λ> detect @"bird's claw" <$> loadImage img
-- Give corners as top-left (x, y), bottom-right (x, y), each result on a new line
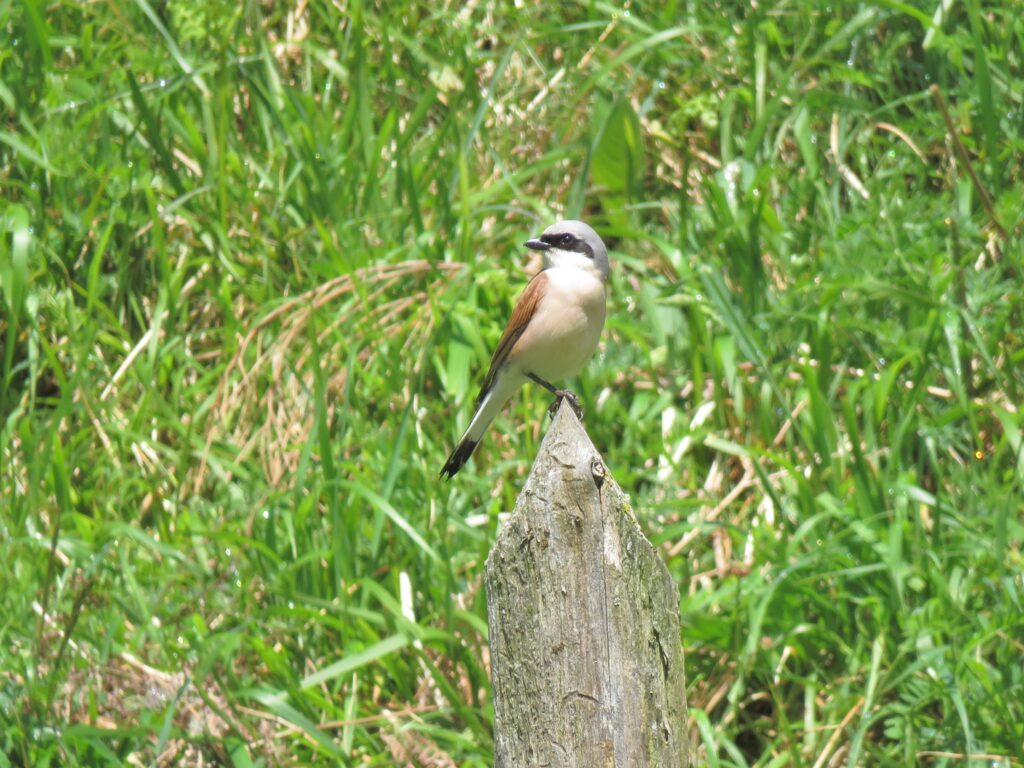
top-left (549, 389), bottom-right (584, 421)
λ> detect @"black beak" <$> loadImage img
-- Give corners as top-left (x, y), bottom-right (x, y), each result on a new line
top-left (524, 237), bottom-right (550, 251)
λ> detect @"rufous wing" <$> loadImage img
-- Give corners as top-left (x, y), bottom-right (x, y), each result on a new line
top-left (475, 270), bottom-right (548, 402)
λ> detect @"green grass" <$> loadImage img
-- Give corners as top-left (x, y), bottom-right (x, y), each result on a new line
top-left (2, 0), bottom-right (1023, 764)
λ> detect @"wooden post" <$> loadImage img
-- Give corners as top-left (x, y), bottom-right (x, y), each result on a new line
top-left (486, 404), bottom-right (691, 767)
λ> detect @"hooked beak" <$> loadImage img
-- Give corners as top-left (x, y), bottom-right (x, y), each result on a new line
top-left (524, 237), bottom-right (550, 251)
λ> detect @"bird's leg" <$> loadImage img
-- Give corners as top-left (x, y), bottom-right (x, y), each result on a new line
top-left (551, 390), bottom-right (583, 420)
top-left (527, 372), bottom-right (584, 421)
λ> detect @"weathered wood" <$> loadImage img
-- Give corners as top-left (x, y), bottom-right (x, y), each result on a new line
top-left (486, 404), bottom-right (690, 767)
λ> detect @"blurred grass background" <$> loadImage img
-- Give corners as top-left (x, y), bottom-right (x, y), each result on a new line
top-left (2, 0), bottom-right (1023, 765)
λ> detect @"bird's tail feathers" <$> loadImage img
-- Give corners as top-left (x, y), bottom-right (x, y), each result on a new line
top-left (439, 436), bottom-right (478, 479)
top-left (439, 374), bottom-right (519, 479)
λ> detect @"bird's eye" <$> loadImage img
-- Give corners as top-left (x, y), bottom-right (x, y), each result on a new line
top-left (560, 233), bottom-right (574, 245)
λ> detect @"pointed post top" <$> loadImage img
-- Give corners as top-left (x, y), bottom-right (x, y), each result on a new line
top-left (514, 400), bottom-right (611, 516)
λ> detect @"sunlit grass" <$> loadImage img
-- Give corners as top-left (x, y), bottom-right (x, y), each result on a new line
top-left (2, 0), bottom-right (1022, 765)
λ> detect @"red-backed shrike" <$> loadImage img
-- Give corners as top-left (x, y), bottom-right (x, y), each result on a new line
top-left (440, 220), bottom-right (609, 478)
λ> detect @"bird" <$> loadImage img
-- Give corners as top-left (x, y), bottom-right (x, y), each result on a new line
top-left (440, 219), bottom-right (609, 479)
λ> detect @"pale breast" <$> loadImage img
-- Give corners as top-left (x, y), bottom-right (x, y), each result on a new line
top-left (512, 266), bottom-right (607, 382)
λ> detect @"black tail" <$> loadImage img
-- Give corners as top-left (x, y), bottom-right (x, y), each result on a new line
top-left (440, 438), bottom-right (478, 479)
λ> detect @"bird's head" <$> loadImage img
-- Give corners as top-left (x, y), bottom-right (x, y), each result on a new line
top-left (524, 220), bottom-right (609, 281)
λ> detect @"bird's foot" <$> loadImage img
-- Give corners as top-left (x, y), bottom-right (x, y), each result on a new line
top-left (549, 389), bottom-right (584, 421)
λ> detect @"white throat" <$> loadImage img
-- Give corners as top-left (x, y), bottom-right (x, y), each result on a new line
top-left (543, 248), bottom-right (606, 282)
